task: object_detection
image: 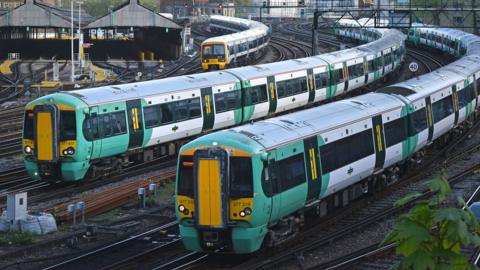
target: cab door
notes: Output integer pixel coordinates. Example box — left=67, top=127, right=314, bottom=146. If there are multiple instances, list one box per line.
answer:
left=267, top=158, right=282, bottom=223
left=89, top=106, right=102, bottom=160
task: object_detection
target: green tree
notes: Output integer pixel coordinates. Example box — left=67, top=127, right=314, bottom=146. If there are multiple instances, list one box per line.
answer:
left=382, top=175, right=480, bottom=270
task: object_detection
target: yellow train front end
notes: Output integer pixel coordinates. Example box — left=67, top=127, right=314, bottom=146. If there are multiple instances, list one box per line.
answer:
left=201, top=42, right=228, bottom=71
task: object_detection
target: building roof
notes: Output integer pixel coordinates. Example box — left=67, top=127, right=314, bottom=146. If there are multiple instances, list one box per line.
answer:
left=0, top=0, right=72, bottom=28
left=85, top=0, right=181, bottom=29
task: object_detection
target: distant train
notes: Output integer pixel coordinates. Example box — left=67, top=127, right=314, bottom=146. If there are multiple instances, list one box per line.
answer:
left=201, top=15, right=270, bottom=71
left=22, top=18, right=404, bottom=182
left=174, top=26, right=480, bottom=253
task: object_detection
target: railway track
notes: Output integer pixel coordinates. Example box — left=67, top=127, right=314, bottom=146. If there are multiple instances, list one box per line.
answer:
left=318, top=181, right=480, bottom=270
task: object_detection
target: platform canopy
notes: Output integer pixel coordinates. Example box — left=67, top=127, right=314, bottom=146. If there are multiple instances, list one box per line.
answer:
left=0, top=0, right=72, bottom=28
left=85, top=0, right=181, bottom=29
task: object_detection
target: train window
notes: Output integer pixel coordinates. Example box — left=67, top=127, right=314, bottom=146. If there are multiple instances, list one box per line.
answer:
left=410, top=108, right=428, bottom=136
left=248, top=85, right=268, bottom=104
left=214, top=93, right=227, bottom=113
left=160, top=103, right=174, bottom=124
left=384, top=117, right=408, bottom=147
left=188, top=98, right=202, bottom=119
left=315, top=72, right=329, bottom=89
left=226, top=91, right=242, bottom=110
left=102, top=114, right=112, bottom=137
left=178, top=155, right=194, bottom=197
left=432, top=95, right=454, bottom=123
left=278, top=154, right=306, bottom=192
left=111, top=112, right=127, bottom=135
left=367, top=59, right=375, bottom=73
left=320, top=129, right=374, bottom=174
left=175, top=100, right=189, bottom=121
left=334, top=68, right=345, bottom=84
left=458, top=84, right=475, bottom=108
left=202, top=44, right=225, bottom=57
left=60, top=111, right=77, bottom=140
left=23, top=111, right=34, bottom=139
left=348, top=63, right=364, bottom=78
left=144, top=106, right=160, bottom=128
left=82, top=115, right=99, bottom=141
left=230, top=157, right=254, bottom=198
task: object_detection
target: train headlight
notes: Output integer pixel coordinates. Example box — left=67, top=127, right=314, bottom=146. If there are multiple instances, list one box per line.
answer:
left=24, top=146, right=32, bottom=154
left=63, top=149, right=68, bottom=155
left=178, top=205, right=185, bottom=212
left=244, top=207, right=252, bottom=215
left=67, top=147, right=75, bottom=155
left=239, top=211, right=246, bottom=217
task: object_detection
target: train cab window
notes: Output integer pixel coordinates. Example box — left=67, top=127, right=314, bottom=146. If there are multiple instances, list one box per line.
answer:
left=202, top=44, right=225, bottom=57
left=110, top=111, right=127, bottom=135
left=432, top=95, right=454, bottom=123
left=410, top=108, right=427, bottom=136
left=315, top=72, right=329, bottom=89
left=60, top=111, right=76, bottom=140
left=188, top=98, right=202, bottom=118
left=384, top=117, right=408, bottom=147
left=230, top=157, right=254, bottom=198
left=320, top=129, right=374, bottom=174
left=160, top=103, right=174, bottom=124
left=178, top=156, right=194, bottom=197
left=458, top=84, right=475, bottom=108
left=277, top=154, right=306, bottom=192
left=144, top=106, right=160, bottom=128
left=23, top=111, right=34, bottom=139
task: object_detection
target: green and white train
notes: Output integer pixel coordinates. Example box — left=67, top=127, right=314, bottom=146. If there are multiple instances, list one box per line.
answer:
left=22, top=17, right=404, bottom=182
left=174, top=26, right=480, bottom=253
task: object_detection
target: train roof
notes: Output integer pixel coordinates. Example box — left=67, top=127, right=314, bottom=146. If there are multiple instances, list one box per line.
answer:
left=228, top=92, right=404, bottom=150
left=225, top=57, right=328, bottom=79
left=66, top=71, right=239, bottom=106
left=379, top=68, right=465, bottom=101
left=203, top=15, right=269, bottom=45
left=440, top=55, right=480, bottom=77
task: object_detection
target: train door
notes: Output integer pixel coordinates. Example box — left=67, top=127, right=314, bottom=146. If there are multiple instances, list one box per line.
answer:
left=452, top=85, right=459, bottom=125
left=267, top=76, right=277, bottom=115
left=126, top=99, right=144, bottom=149
left=425, top=96, right=434, bottom=142
left=372, top=115, right=385, bottom=171
left=201, top=87, right=215, bottom=131
left=89, top=106, right=102, bottom=160
left=304, top=136, right=321, bottom=203
left=307, top=69, right=315, bottom=104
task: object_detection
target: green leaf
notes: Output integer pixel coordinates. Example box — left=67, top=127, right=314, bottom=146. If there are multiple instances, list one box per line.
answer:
left=394, top=192, right=423, bottom=207
left=426, top=176, right=451, bottom=196
left=397, top=238, right=419, bottom=256
left=400, top=250, right=435, bottom=270
left=381, top=230, right=399, bottom=246
left=396, top=219, right=431, bottom=244
left=434, top=208, right=466, bottom=222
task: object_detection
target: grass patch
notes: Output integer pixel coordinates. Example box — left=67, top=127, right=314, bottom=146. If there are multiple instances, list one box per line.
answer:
left=155, top=181, right=175, bottom=204
left=88, top=208, right=123, bottom=222
left=0, top=232, right=34, bottom=246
